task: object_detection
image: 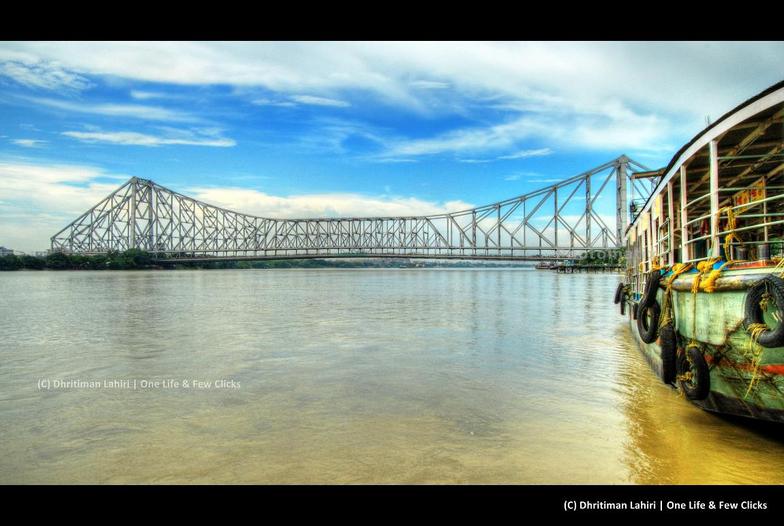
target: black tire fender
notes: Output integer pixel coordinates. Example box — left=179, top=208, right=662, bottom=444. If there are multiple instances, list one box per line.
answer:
left=637, top=300, right=660, bottom=344
left=744, top=275, right=784, bottom=348
left=620, top=297, right=626, bottom=316
left=614, top=282, right=625, bottom=304
left=632, top=302, right=639, bottom=320
left=640, top=272, right=661, bottom=309
left=657, top=325, right=677, bottom=384
left=677, top=345, right=710, bottom=400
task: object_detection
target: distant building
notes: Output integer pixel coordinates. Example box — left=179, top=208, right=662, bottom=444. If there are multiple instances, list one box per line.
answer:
left=0, top=246, right=13, bottom=257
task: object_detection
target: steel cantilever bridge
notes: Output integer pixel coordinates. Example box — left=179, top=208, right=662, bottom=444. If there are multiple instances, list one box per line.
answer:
left=50, top=156, right=654, bottom=262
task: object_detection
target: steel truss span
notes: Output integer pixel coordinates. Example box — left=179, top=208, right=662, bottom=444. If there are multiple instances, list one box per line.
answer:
left=50, top=156, right=652, bottom=261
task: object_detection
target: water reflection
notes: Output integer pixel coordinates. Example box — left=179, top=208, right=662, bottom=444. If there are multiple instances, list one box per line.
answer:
left=0, top=269, right=783, bottom=483
left=615, top=324, right=784, bottom=484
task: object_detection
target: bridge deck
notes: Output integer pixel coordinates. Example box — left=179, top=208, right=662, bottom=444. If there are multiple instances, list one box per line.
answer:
left=152, top=253, right=580, bottom=264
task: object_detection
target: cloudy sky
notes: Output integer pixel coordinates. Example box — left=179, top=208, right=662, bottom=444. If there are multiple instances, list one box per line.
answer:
left=0, top=41, right=782, bottom=252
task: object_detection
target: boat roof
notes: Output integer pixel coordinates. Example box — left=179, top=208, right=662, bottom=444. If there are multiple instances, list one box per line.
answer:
left=626, top=79, right=784, bottom=234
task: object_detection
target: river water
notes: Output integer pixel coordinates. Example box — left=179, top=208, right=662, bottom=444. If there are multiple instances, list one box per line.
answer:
left=1, top=268, right=783, bottom=484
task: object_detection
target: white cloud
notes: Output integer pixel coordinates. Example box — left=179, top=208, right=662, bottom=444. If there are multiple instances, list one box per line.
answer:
left=251, top=95, right=350, bottom=108
left=410, top=80, right=450, bottom=90
left=0, top=158, right=473, bottom=252
left=386, top=118, right=535, bottom=157
left=0, top=159, right=126, bottom=252
left=129, top=90, right=168, bottom=100
left=188, top=186, right=473, bottom=219
left=383, top=107, right=670, bottom=157
left=0, top=59, right=91, bottom=90
left=20, top=95, right=197, bottom=122
left=62, top=128, right=236, bottom=147
left=251, top=97, right=297, bottom=107
left=286, top=117, right=390, bottom=156
left=289, top=95, right=350, bottom=107
left=505, top=171, right=549, bottom=182
left=11, top=138, right=46, bottom=148
left=0, top=160, right=112, bottom=185
left=371, top=158, right=418, bottom=164
left=457, top=148, right=554, bottom=164
left=497, top=148, right=553, bottom=160
left=1, top=42, right=779, bottom=117
left=1, top=42, right=782, bottom=157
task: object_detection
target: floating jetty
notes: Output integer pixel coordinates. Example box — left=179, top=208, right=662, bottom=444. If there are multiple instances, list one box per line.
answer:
left=535, top=261, right=622, bottom=272
left=554, top=264, right=623, bottom=273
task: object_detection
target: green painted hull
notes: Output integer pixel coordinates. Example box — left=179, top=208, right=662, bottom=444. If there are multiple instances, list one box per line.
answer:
left=627, top=268, right=784, bottom=423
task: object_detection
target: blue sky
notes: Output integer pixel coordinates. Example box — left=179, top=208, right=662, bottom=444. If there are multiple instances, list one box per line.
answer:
left=1, top=41, right=783, bottom=252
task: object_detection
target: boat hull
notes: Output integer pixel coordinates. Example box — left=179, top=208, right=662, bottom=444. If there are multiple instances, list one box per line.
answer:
left=625, top=271, right=784, bottom=423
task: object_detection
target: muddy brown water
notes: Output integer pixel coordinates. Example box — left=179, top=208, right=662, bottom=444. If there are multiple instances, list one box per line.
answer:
left=2, top=268, right=783, bottom=483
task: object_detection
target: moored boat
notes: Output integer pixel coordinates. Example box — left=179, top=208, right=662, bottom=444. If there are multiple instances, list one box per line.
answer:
left=618, top=80, right=784, bottom=423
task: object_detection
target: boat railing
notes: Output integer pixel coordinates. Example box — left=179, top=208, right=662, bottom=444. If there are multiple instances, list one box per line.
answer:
left=677, top=183, right=784, bottom=263
left=624, top=90, right=783, bottom=296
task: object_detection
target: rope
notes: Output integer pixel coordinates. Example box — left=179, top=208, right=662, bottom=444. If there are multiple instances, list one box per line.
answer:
left=691, top=257, right=720, bottom=294
left=675, top=338, right=701, bottom=394
left=744, top=279, right=773, bottom=399
left=659, top=263, right=693, bottom=329
left=659, top=284, right=674, bottom=328
left=773, top=255, right=784, bottom=278
left=746, top=323, right=768, bottom=338
left=719, top=206, right=742, bottom=263
left=744, top=323, right=768, bottom=399
left=666, top=262, right=693, bottom=288
left=700, top=261, right=731, bottom=293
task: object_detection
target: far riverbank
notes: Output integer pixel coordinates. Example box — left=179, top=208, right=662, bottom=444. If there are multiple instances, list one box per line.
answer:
left=1, top=249, right=624, bottom=272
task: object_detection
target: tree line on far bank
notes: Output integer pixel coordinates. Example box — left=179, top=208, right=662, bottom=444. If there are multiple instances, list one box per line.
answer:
left=0, top=250, right=348, bottom=270
left=1, top=248, right=624, bottom=271
left=1, top=249, right=506, bottom=271
left=0, top=249, right=157, bottom=271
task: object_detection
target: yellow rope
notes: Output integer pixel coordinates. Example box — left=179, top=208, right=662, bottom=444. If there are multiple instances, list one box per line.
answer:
left=746, top=323, right=767, bottom=339
left=658, top=263, right=708, bottom=333
left=744, top=278, right=775, bottom=399
left=666, top=262, right=692, bottom=288
left=658, top=263, right=692, bottom=330
left=676, top=340, right=700, bottom=391
left=745, top=323, right=768, bottom=399
left=660, top=285, right=674, bottom=328
left=696, top=258, right=719, bottom=274
left=773, top=255, right=784, bottom=278
left=719, top=206, right=742, bottom=263
left=700, top=261, right=731, bottom=293
left=690, top=274, right=701, bottom=294
left=691, top=257, right=720, bottom=294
